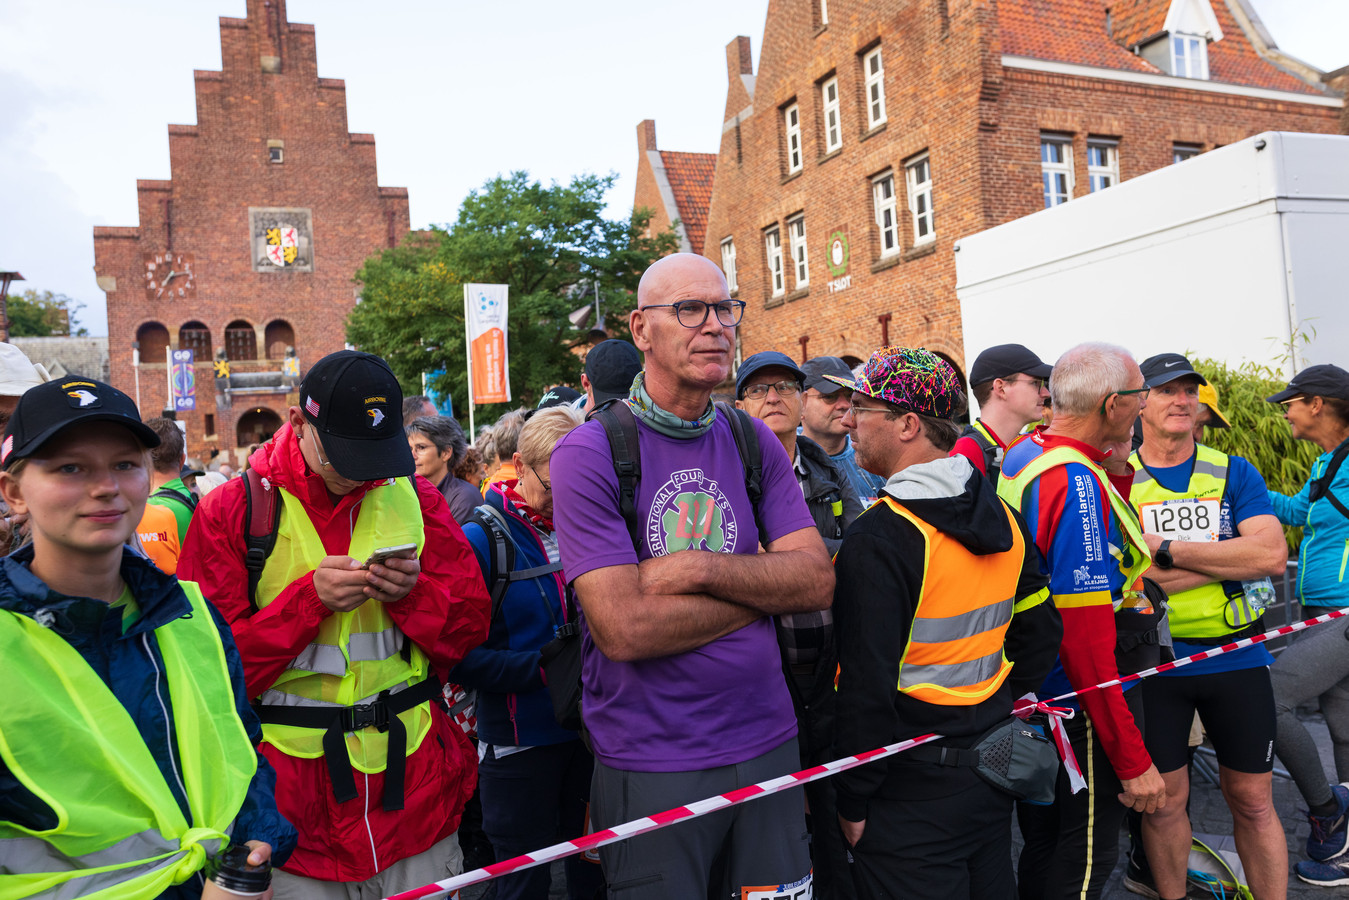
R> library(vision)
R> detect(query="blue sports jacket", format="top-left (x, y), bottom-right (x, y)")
top-left (0, 545), bottom-right (296, 899)
top-left (451, 486), bottom-right (580, 748)
top-left (1270, 439), bottom-right (1349, 608)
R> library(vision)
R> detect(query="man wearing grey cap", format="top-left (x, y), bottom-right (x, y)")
top-left (953, 343), bottom-right (1052, 484)
top-left (800, 356), bottom-right (886, 504)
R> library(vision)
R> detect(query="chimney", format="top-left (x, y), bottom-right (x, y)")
top-left (727, 36), bottom-right (753, 80)
top-left (637, 119), bottom-right (657, 153)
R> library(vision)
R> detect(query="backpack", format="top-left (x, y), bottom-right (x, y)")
top-left (152, 485), bottom-right (198, 513)
top-left (959, 420), bottom-right (1002, 482)
top-left (466, 502), bottom-right (565, 623)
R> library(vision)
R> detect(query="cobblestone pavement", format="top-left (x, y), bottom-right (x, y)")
top-left (461, 707), bottom-right (1339, 900)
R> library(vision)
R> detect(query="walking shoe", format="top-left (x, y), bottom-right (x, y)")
top-left (1122, 857), bottom-right (1159, 899)
top-left (1306, 783), bottom-right (1349, 861)
top-left (1296, 857), bottom-right (1349, 887)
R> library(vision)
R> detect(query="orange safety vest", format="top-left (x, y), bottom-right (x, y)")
top-left (887, 496), bottom-right (1025, 706)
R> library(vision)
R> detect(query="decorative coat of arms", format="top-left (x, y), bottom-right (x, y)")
top-left (250, 207), bottom-right (314, 272)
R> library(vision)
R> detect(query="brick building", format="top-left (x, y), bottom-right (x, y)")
top-left (700, 0), bottom-right (1345, 380)
top-left (633, 120), bottom-right (718, 255)
top-left (93, 0), bottom-right (409, 461)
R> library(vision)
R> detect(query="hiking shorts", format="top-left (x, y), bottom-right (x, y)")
top-left (591, 737), bottom-right (812, 899)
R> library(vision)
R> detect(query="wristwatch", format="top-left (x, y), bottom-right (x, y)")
top-left (1154, 539), bottom-right (1174, 569)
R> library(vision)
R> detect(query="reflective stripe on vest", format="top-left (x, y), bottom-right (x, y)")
top-left (1128, 445), bottom-right (1250, 639)
top-left (0, 583), bottom-right (254, 899)
top-left (886, 497), bottom-right (1023, 706)
top-left (254, 478), bottom-right (429, 772)
top-left (997, 442), bottom-right (1153, 590)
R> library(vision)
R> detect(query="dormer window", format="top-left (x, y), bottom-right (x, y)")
top-left (1171, 33), bottom-right (1209, 79)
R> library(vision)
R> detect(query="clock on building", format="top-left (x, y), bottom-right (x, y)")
top-left (143, 251), bottom-right (196, 301)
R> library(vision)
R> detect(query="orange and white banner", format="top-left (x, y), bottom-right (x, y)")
top-left (464, 283), bottom-right (511, 405)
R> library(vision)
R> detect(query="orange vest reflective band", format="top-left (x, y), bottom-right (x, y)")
top-left (886, 496), bottom-right (1024, 706)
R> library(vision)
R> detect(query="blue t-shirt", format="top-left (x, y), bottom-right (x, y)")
top-left (1143, 451), bottom-right (1276, 676)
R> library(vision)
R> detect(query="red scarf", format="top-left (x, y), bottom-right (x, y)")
top-left (501, 480), bottom-right (553, 533)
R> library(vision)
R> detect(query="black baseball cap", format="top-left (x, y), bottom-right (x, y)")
top-left (969, 344), bottom-right (1053, 386)
top-left (736, 351), bottom-right (806, 399)
top-left (299, 350), bottom-right (414, 482)
top-left (1140, 353), bottom-right (1208, 389)
top-left (800, 356), bottom-right (855, 393)
top-left (537, 385), bottom-right (581, 409)
top-left (1267, 364), bottom-right (1349, 404)
top-left (585, 340), bottom-right (643, 406)
top-left (1, 377), bottom-right (160, 469)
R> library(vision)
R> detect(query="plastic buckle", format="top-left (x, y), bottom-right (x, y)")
top-left (244, 547), bottom-right (268, 569)
top-left (343, 701), bottom-right (388, 733)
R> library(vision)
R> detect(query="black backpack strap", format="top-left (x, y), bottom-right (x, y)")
top-left (152, 486), bottom-right (198, 513)
top-left (469, 504), bottom-right (516, 622)
top-left (716, 402), bottom-right (766, 540)
top-left (594, 399), bottom-right (643, 553)
top-left (242, 468), bottom-right (281, 612)
top-left (1311, 439), bottom-right (1349, 521)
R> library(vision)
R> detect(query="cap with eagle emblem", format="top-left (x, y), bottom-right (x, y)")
top-left (1, 377), bottom-right (160, 469)
top-left (297, 350), bottom-right (414, 482)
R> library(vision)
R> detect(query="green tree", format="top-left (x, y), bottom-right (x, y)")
top-left (346, 171), bottom-right (679, 424)
top-left (5, 289), bottom-right (88, 337)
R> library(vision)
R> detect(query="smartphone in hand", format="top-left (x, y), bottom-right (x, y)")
top-left (362, 543), bottom-right (417, 569)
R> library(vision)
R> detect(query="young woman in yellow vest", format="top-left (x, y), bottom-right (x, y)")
top-left (0, 377), bottom-right (295, 900)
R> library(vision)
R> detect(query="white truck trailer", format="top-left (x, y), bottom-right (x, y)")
top-left (954, 131), bottom-right (1349, 396)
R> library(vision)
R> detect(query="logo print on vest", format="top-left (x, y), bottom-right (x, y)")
top-left (647, 469), bottom-right (738, 556)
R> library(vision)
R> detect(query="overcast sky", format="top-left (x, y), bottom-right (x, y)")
top-left (1, 0), bottom-right (1344, 337)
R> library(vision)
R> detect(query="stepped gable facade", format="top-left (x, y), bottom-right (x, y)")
top-left (93, 0), bottom-right (409, 460)
top-left (702, 0), bottom-right (1343, 378)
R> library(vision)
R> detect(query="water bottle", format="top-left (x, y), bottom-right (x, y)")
top-left (1241, 577), bottom-right (1276, 612)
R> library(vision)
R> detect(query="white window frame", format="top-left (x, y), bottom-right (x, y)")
top-left (1040, 135), bottom-right (1074, 208)
top-left (1086, 139), bottom-right (1119, 193)
top-left (905, 154), bottom-right (934, 246)
top-left (788, 215), bottom-right (809, 288)
top-left (721, 237), bottom-right (738, 292)
top-left (872, 171), bottom-right (899, 258)
top-left (766, 227), bottom-right (785, 297)
top-left (1173, 143), bottom-right (1201, 165)
top-left (785, 104), bottom-right (803, 174)
top-left (863, 47), bottom-right (887, 130)
top-left (1171, 33), bottom-right (1209, 79)
top-left (821, 77), bottom-right (842, 154)
top-left (820, 0), bottom-right (829, 26)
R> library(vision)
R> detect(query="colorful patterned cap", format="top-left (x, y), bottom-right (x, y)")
top-left (824, 347), bottom-right (966, 420)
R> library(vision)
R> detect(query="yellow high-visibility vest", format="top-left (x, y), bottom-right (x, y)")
top-left (253, 477), bottom-right (429, 772)
top-left (0, 583), bottom-right (255, 899)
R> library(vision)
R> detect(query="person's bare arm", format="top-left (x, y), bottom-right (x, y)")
top-left (573, 563), bottom-right (759, 662)
top-left (1143, 566), bottom-right (1212, 594)
top-left (639, 525), bottom-right (835, 615)
top-left (1143, 514), bottom-right (1287, 583)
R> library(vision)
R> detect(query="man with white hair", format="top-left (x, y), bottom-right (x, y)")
top-left (997, 342), bottom-right (1167, 900)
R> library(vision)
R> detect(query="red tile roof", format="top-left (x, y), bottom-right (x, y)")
top-left (997, 0), bottom-right (1325, 95)
top-left (659, 150), bottom-right (717, 255)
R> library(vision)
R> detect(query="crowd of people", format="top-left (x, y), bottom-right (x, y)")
top-left (3, 251), bottom-right (1349, 900)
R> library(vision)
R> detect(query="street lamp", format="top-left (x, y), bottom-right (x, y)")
top-left (0, 271), bottom-right (25, 343)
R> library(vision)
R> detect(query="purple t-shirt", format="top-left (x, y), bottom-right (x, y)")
top-left (552, 411), bottom-right (814, 772)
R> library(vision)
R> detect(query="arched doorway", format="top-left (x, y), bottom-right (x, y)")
top-left (235, 407), bottom-right (282, 448)
top-left (265, 319), bottom-right (294, 361)
top-left (136, 321), bottom-right (170, 365)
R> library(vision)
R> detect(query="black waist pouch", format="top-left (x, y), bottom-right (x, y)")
top-left (539, 619), bottom-right (584, 731)
top-left (1115, 577), bottom-right (1175, 675)
top-left (909, 714), bottom-right (1060, 806)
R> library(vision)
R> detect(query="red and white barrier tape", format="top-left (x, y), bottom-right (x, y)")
top-left (386, 606), bottom-right (1349, 900)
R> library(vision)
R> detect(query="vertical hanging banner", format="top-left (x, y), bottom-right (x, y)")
top-left (464, 283), bottom-right (511, 404)
top-left (170, 348), bottom-right (196, 411)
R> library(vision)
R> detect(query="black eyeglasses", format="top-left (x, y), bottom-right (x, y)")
top-left (641, 299), bottom-right (746, 329)
top-left (742, 380), bottom-right (801, 401)
top-left (528, 464), bottom-right (550, 492)
top-left (1099, 387), bottom-right (1150, 414)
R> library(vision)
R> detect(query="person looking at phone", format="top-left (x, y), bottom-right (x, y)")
top-left (179, 350), bottom-right (490, 899)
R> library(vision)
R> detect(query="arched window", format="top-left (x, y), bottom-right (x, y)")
top-left (136, 322), bottom-right (170, 365)
top-left (235, 406), bottom-right (283, 447)
top-left (264, 320), bottom-right (295, 361)
top-left (179, 321), bottom-right (212, 360)
top-left (224, 320), bottom-right (257, 361)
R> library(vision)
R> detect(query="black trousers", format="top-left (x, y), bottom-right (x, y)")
top-left (1016, 689), bottom-right (1145, 900)
top-left (850, 774), bottom-right (1016, 900)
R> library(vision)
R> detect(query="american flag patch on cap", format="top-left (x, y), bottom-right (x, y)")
top-left (1, 435), bottom-right (11, 462)
top-left (304, 396), bottom-right (320, 417)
